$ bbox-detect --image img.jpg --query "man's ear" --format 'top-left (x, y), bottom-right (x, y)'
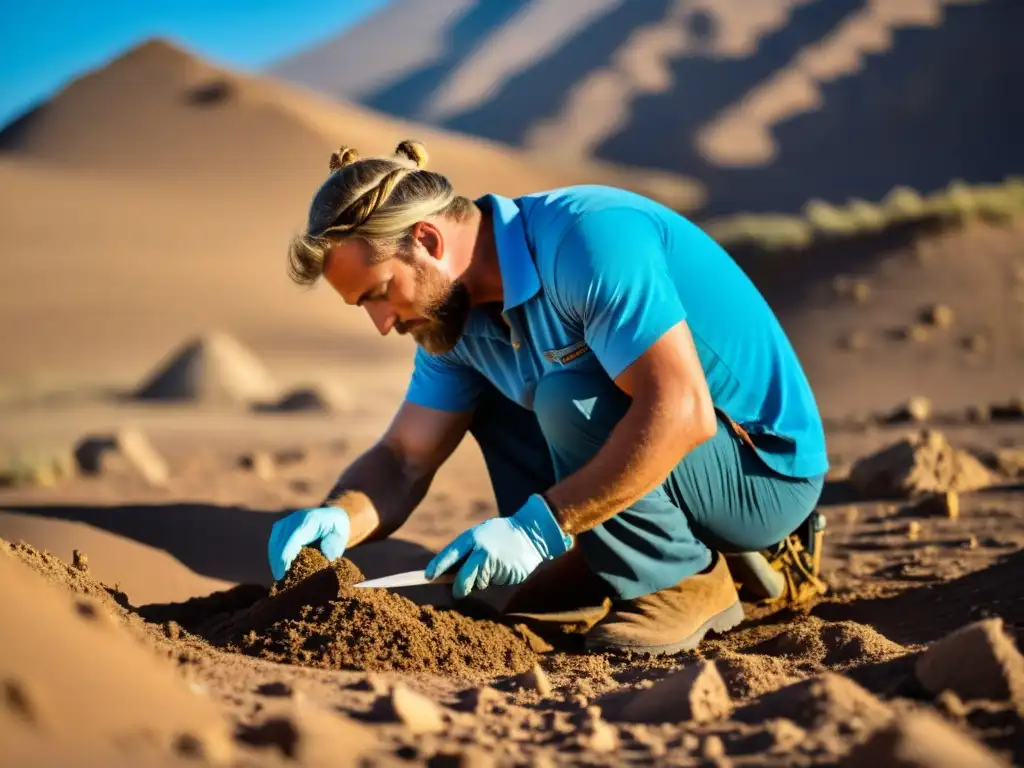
top-left (413, 221), bottom-right (444, 261)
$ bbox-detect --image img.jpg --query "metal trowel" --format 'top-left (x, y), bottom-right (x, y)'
top-left (352, 570), bottom-right (456, 589)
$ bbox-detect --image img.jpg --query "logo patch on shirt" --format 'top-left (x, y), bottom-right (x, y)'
top-left (543, 339), bottom-right (591, 365)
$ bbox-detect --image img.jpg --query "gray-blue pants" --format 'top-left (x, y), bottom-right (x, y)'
top-left (468, 372), bottom-right (824, 601)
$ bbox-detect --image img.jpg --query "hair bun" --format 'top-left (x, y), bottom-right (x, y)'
top-left (329, 146), bottom-right (360, 172)
top-left (394, 139), bottom-right (428, 169)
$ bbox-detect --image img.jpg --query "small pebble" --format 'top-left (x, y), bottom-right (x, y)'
top-left (702, 734), bottom-right (726, 759)
top-left (902, 324), bottom-right (930, 342)
top-left (72, 549), bottom-right (89, 573)
top-left (963, 334), bottom-right (988, 354)
top-left (935, 690), bottom-right (967, 718)
top-left (921, 303), bottom-right (955, 328)
top-left (840, 331), bottom-right (868, 351)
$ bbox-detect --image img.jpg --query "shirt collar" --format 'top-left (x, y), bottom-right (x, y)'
top-left (476, 193), bottom-right (541, 313)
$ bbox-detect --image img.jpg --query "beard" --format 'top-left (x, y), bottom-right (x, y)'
top-left (397, 266), bottom-right (472, 355)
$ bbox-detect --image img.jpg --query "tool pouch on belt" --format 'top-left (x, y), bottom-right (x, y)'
top-left (717, 409), bottom-right (829, 608)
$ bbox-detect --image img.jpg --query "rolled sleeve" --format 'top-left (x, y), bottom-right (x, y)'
top-left (404, 346), bottom-right (487, 412)
top-left (552, 208), bottom-right (687, 380)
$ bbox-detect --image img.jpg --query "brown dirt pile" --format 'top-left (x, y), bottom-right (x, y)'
top-left (153, 547), bottom-right (538, 679)
top-left (848, 429), bottom-right (996, 498)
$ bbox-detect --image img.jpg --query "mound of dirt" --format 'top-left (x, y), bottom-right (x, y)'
top-left (848, 429), bottom-right (996, 498)
top-left (153, 546), bottom-right (538, 679)
top-left (133, 331), bottom-right (279, 406)
top-left (5, 539), bottom-right (132, 613)
top-left (738, 616), bottom-right (910, 674)
top-left (0, 542), bottom-right (235, 766)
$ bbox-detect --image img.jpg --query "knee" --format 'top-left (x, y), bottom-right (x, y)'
top-left (533, 372), bottom-right (630, 452)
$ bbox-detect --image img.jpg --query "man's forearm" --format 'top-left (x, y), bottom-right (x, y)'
top-left (319, 441), bottom-right (433, 548)
top-left (543, 397), bottom-right (715, 536)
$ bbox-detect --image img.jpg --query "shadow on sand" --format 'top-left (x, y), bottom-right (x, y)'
top-left (2, 502), bottom-right (439, 588)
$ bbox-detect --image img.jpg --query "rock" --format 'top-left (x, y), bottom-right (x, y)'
top-left (618, 661), bottom-right (732, 724)
top-left (74, 427), bottom-right (169, 487)
top-left (766, 718), bottom-right (806, 753)
top-left (848, 430), bottom-right (996, 498)
top-left (72, 550), bottom-right (89, 573)
top-left (934, 690), bottom-right (967, 719)
top-left (259, 384), bottom-right (351, 414)
top-left (134, 331), bottom-right (278, 406)
top-left (840, 331), bottom-right (869, 351)
top-left (963, 334), bottom-right (988, 354)
top-left (0, 447), bottom-right (74, 488)
top-left (832, 276), bottom-right (871, 303)
top-left (995, 448), bottom-right (1024, 478)
top-left (742, 674), bottom-right (892, 734)
top-left (579, 712), bottom-right (618, 753)
top-left (913, 491), bottom-right (959, 520)
top-left (702, 734), bottom-right (726, 760)
top-left (516, 664), bottom-right (552, 697)
top-left (915, 618), bottom-right (1024, 709)
top-left (920, 304), bottom-right (955, 328)
top-left (887, 397), bottom-right (932, 424)
top-left (838, 709), bottom-right (1009, 768)
top-left (389, 685), bottom-right (445, 735)
top-left (238, 451), bottom-right (275, 481)
top-left (902, 323), bottom-right (930, 343)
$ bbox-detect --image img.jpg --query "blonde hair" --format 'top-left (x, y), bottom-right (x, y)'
top-left (287, 139), bottom-right (474, 286)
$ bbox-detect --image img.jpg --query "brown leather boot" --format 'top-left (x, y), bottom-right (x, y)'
top-left (502, 546), bottom-right (614, 633)
top-left (584, 551), bottom-right (744, 655)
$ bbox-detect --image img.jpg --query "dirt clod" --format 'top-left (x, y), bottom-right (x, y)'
top-left (838, 709), bottom-right (1009, 767)
top-left (74, 427), bottom-right (169, 487)
top-left (238, 451), bottom-right (275, 480)
top-left (619, 661), bottom-right (732, 724)
top-left (915, 618), bottom-right (1024, 709)
top-left (849, 430), bottom-right (996, 498)
top-left (517, 664), bottom-right (552, 697)
top-left (389, 684), bottom-right (446, 735)
top-left (921, 303), bottom-right (955, 328)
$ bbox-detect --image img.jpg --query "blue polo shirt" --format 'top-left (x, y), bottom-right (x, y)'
top-left (404, 185), bottom-right (828, 480)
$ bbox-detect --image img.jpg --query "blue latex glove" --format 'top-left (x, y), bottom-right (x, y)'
top-left (425, 494), bottom-right (573, 599)
top-left (267, 506), bottom-right (351, 581)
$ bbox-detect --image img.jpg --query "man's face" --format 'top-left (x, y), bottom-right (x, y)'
top-left (323, 230), bottom-right (471, 355)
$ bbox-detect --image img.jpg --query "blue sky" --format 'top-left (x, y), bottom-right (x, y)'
top-left (0, 0), bottom-right (393, 128)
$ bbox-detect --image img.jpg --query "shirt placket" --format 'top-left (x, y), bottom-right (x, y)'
top-left (504, 308), bottom-right (540, 408)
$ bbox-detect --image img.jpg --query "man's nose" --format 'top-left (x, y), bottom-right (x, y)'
top-left (365, 301), bottom-right (396, 335)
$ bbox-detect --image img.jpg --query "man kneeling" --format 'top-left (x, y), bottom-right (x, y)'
top-left (267, 140), bottom-right (829, 655)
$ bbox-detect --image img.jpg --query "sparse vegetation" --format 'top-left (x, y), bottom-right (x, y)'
top-left (705, 176), bottom-right (1024, 252)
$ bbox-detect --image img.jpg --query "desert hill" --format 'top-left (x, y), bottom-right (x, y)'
top-left (273, 0), bottom-right (1024, 215)
top-left (0, 38), bottom-right (698, 393)
top-left (0, 38), bottom-right (701, 206)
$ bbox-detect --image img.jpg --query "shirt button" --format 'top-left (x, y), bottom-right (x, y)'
top-left (512, 340), bottom-right (521, 350)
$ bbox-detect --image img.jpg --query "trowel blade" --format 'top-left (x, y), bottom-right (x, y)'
top-left (351, 570), bottom-right (455, 589)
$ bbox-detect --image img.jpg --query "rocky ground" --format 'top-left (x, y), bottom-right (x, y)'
top-left (2, 407), bottom-right (1023, 767)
